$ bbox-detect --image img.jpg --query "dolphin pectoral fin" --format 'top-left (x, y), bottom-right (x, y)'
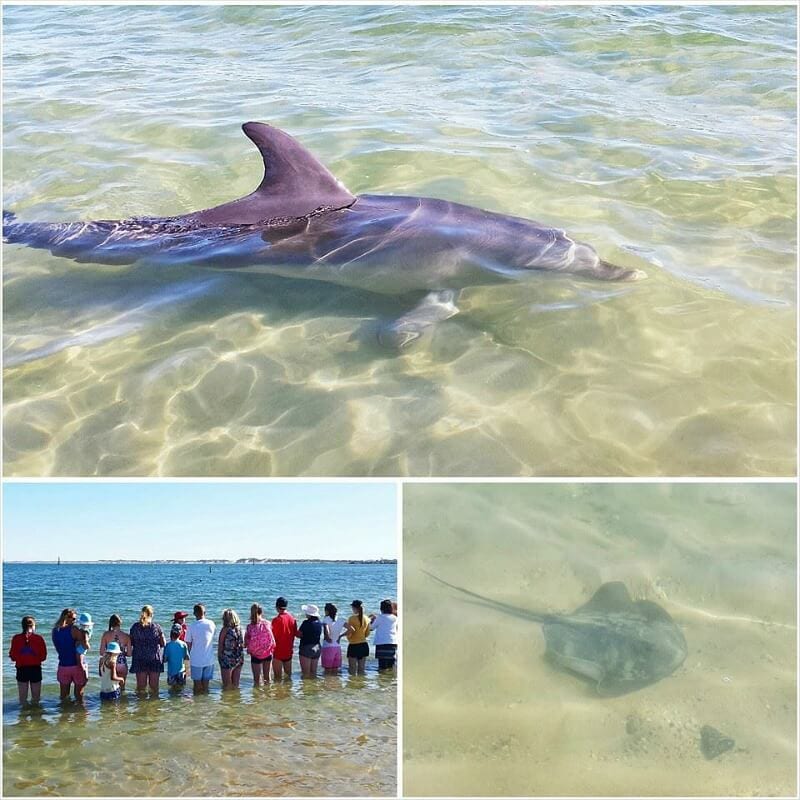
top-left (377, 289), bottom-right (460, 349)
top-left (596, 260), bottom-right (647, 281)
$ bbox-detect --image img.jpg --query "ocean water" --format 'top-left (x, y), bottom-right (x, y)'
top-left (403, 483), bottom-right (796, 797)
top-left (2, 561), bottom-right (397, 796)
top-left (2, 5), bottom-right (796, 478)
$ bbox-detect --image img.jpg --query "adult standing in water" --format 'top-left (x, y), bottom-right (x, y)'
top-left (370, 599), bottom-right (398, 671)
top-left (297, 604), bottom-right (322, 678)
top-left (9, 615), bottom-right (47, 704)
top-left (342, 600), bottom-right (371, 675)
top-left (99, 614), bottom-right (131, 690)
top-left (129, 605), bottom-right (166, 694)
top-left (185, 603), bottom-right (216, 693)
top-left (245, 603), bottom-right (275, 687)
top-left (218, 609), bottom-right (245, 689)
top-left (271, 597), bottom-right (297, 680)
top-left (52, 608), bottom-right (89, 701)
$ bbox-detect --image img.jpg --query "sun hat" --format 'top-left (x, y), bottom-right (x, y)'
top-left (105, 641), bottom-right (121, 654)
top-left (301, 604), bottom-right (320, 617)
top-left (77, 612), bottom-right (93, 629)
top-left (173, 611), bottom-right (189, 620)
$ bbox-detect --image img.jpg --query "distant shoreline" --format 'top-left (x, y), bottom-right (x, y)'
top-left (4, 559), bottom-right (397, 565)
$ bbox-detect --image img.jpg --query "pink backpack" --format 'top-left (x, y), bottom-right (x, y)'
top-left (246, 620), bottom-right (275, 659)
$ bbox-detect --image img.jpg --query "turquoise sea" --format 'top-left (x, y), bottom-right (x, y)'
top-left (3, 561), bottom-right (397, 796)
top-left (2, 5), bottom-right (797, 477)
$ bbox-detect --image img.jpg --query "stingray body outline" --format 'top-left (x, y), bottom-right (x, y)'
top-left (425, 571), bottom-right (688, 696)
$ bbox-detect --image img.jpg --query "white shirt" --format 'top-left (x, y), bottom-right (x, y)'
top-left (322, 615), bottom-right (346, 647)
top-left (185, 617), bottom-right (216, 667)
top-left (99, 659), bottom-right (117, 693)
top-left (370, 613), bottom-right (398, 646)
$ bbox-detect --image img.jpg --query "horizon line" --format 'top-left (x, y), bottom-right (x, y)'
top-left (4, 558), bottom-right (397, 564)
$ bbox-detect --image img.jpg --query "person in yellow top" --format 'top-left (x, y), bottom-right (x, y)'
top-left (340, 600), bottom-right (371, 675)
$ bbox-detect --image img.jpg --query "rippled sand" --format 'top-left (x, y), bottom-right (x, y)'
top-left (3, 6), bottom-right (796, 476)
top-left (403, 484), bottom-right (796, 796)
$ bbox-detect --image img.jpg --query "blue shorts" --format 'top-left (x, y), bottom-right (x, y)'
top-left (190, 664), bottom-right (214, 682)
top-left (100, 689), bottom-right (120, 701)
top-left (167, 672), bottom-right (187, 686)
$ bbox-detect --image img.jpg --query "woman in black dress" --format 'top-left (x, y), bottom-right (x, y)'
top-left (129, 605), bottom-right (165, 693)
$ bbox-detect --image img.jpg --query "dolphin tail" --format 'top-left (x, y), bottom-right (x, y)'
top-left (3, 209), bottom-right (29, 244)
top-left (3, 212), bottom-right (65, 248)
top-left (3, 209), bottom-right (21, 241)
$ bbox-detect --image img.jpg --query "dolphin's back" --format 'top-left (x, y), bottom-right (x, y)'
top-left (3, 122), bottom-right (645, 282)
top-left (4, 214), bottom-right (190, 265)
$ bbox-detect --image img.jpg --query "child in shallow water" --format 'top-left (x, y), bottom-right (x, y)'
top-left (370, 599), bottom-right (398, 671)
top-left (321, 603), bottom-right (345, 674)
top-left (164, 625), bottom-right (189, 689)
top-left (245, 604), bottom-right (275, 687)
top-left (9, 615), bottom-right (47, 705)
top-left (297, 604), bottom-right (322, 678)
top-left (75, 613), bottom-right (94, 656)
top-left (99, 642), bottom-right (124, 701)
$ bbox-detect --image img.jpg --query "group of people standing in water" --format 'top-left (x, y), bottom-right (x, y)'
top-left (8, 597), bottom-right (398, 704)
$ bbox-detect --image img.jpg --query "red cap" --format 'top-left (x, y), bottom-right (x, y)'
top-left (173, 611), bottom-right (189, 620)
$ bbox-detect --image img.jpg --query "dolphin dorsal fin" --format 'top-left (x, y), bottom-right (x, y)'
top-left (190, 122), bottom-right (355, 226)
top-left (243, 122), bottom-right (354, 208)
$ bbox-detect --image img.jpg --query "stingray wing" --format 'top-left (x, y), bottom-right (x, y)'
top-left (550, 584), bottom-right (688, 696)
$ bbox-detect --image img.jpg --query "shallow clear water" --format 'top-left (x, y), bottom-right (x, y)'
top-left (3, 5), bottom-right (796, 477)
top-left (3, 562), bottom-right (397, 796)
top-left (403, 484), bottom-right (796, 796)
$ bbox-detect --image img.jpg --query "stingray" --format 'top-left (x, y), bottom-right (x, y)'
top-left (425, 572), bottom-right (688, 696)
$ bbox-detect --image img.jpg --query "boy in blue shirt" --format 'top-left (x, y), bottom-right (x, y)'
top-left (164, 624), bottom-right (189, 688)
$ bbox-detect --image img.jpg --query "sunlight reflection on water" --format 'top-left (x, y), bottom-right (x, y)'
top-left (3, 5), bottom-right (796, 477)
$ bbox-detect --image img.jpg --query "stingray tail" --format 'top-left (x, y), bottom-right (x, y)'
top-left (421, 569), bottom-right (546, 623)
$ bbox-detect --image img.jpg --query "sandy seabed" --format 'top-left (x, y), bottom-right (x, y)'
top-left (403, 484), bottom-right (796, 797)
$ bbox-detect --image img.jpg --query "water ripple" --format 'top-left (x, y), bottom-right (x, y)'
top-left (2, 5), bottom-right (796, 477)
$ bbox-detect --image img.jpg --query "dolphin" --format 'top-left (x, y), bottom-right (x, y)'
top-left (424, 571), bottom-right (687, 696)
top-left (3, 122), bottom-right (645, 346)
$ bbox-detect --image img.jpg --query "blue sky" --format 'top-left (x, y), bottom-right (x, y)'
top-left (3, 482), bottom-right (397, 561)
